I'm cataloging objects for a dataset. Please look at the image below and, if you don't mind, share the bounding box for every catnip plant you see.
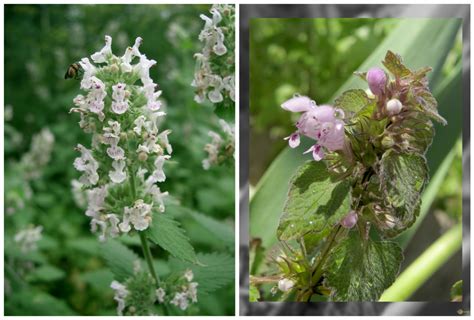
[193,4,236,170]
[69,35,232,316]
[250,51,446,302]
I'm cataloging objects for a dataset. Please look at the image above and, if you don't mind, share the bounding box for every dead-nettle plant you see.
[69,35,206,315]
[252,51,446,302]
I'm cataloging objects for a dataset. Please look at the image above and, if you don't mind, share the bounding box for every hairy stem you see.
[128,166,160,287]
[139,232,160,286]
[311,225,342,287]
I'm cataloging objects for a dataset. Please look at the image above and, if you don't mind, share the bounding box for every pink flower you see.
[341,211,358,229]
[281,95,345,161]
[366,67,387,96]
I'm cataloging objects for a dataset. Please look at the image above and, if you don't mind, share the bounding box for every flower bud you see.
[278,278,295,292]
[138,152,148,162]
[386,98,403,116]
[366,67,387,96]
[381,135,395,148]
[340,210,358,229]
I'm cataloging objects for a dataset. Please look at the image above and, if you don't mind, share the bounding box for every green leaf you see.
[5,288,76,315]
[277,161,351,241]
[450,280,462,302]
[187,209,234,249]
[324,231,403,301]
[249,285,261,302]
[80,268,115,292]
[169,252,234,295]
[378,151,428,237]
[26,265,65,282]
[415,88,447,125]
[334,89,373,114]
[392,113,434,154]
[146,213,198,264]
[100,239,141,282]
[382,50,412,78]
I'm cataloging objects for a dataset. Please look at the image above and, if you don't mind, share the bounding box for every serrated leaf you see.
[249,285,261,302]
[324,231,403,301]
[146,213,198,264]
[391,112,434,154]
[277,161,351,241]
[382,50,412,78]
[415,88,447,125]
[187,209,234,249]
[169,252,234,295]
[101,239,141,282]
[334,89,373,114]
[378,151,428,237]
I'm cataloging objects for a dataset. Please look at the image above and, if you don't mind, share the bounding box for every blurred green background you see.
[249,18,462,301]
[5,4,234,315]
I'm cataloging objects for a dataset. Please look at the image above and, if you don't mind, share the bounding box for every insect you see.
[64,62,83,80]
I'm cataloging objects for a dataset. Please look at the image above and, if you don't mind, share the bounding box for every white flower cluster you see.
[70,35,171,241]
[111,280,129,316]
[192,5,235,105]
[202,119,235,170]
[169,269,199,311]
[111,269,198,315]
[14,225,43,253]
[21,128,55,180]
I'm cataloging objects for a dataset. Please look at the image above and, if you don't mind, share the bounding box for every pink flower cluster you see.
[281,95,345,161]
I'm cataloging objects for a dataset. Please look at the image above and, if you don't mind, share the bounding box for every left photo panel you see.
[4,4,235,316]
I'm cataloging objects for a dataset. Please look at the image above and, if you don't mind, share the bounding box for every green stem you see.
[139,232,160,286]
[311,225,341,286]
[379,223,462,301]
[128,165,160,287]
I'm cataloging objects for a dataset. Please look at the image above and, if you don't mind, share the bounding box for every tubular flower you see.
[281,95,345,161]
[192,4,235,106]
[70,35,172,241]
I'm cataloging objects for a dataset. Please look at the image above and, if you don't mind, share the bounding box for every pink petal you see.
[284,132,300,148]
[303,144,324,161]
[341,211,358,229]
[281,96,314,112]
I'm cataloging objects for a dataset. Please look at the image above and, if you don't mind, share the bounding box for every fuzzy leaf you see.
[378,151,428,237]
[382,50,412,78]
[391,113,434,154]
[324,231,403,301]
[187,209,234,249]
[277,161,351,241]
[146,213,198,264]
[334,89,373,114]
[415,88,447,125]
[100,240,141,282]
[169,252,234,295]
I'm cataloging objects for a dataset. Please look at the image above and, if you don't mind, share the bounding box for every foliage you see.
[249,18,462,302]
[5,4,234,315]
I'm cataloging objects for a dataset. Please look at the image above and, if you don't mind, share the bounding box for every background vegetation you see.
[249,18,462,301]
[5,4,234,315]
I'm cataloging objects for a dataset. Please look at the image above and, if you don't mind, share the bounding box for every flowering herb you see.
[252,51,446,302]
[69,35,233,315]
[192,4,235,107]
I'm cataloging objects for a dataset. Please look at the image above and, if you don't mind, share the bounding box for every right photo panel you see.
[242,4,469,316]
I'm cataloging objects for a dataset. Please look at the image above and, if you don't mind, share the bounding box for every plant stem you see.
[310,225,341,286]
[128,165,160,287]
[379,223,462,301]
[139,232,160,286]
